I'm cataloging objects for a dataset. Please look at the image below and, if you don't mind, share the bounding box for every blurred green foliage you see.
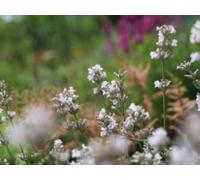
[0,15,199,107]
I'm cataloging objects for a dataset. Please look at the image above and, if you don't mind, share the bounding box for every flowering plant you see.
[1,20,200,165]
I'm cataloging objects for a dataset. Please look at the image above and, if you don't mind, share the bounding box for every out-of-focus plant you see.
[2,19,200,165]
[102,16,179,53]
[177,20,200,111]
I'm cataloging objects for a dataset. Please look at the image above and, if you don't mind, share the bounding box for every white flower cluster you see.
[176,60,192,71]
[178,22,200,75]
[49,139,70,163]
[177,21,200,113]
[154,79,171,89]
[131,145,162,165]
[88,66,127,110]
[190,52,200,63]
[53,86,80,115]
[100,79,127,109]
[101,80,119,98]
[170,145,200,165]
[150,24,177,60]
[189,21,200,64]
[51,139,64,153]
[150,48,170,60]
[123,103,150,130]
[190,20,200,44]
[156,25,177,46]
[98,108,117,136]
[147,128,169,149]
[170,112,200,164]
[71,144,95,165]
[135,128,153,139]
[178,60,200,110]
[132,128,169,165]
[8,105,55,147]
[0,81,12,107]
[63,119,85,129]
[87,64,107,83]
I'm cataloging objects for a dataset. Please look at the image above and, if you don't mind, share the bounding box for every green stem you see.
[0,129,15,164]
[161,60,166,129]
[73,113,79,121]
[19,145,29,165]
[129,136,147,142]
[119,78,126,121]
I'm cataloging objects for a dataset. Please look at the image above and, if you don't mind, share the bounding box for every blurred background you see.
[0,15,200,118]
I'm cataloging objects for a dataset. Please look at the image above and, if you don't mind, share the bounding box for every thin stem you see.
[0,129,15,163]
[161,60,166,129]
[73,113,79,121]
[129,136,147,142]
[120,89,126,122]
[101,94,107,109]
[119,76,126,121]
[19,145,29,165]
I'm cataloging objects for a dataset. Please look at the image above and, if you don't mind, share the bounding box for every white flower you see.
[123,103,149,130]
[196,93,200,111]
[190,52,200,63]
[0,81,12,107]
[171,39,178,47]
[170,146,200,165]
[98,108,117,136]
[150,50,160,59]
[50,139,70,162]
[190,20,200,44]
[7,105,55,147]
[88,64,107,83]
[107,135,129,155]
[128,103,150,120]
[147,128,169,148]
[150,48,170,60]
[71,149,81,158]
[154,79,171,89]
[100,79,126,109]
[156,25,176,47]
[92,71,127,109]
[87,135,129,164]
[53,86,80,115]
[156,24,176,34]
[170,109,200,164]
[150,24,177,60]
[101,80,120,98]
[93,87,99,94]
[53,139,64,151]
[177,60,191,71]
[71,144,95,165]
[123,116,135,130]
[131,148,162,165]
[98,108,106,120]
[7,111,16,119]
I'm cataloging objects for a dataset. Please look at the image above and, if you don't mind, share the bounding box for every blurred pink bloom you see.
[102,15,180,54]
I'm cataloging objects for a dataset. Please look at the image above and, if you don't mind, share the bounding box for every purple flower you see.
[102,16,180,54]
